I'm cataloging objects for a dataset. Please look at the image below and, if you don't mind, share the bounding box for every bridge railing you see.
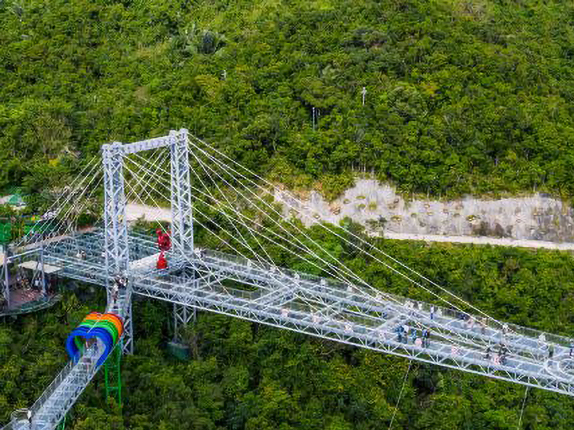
[34,229,574,353]
[28,360,74,416]
[38,229,574,353]
[200,248,574,349]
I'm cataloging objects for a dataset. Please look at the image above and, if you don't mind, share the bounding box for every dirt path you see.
[126,203,171,222]
[379,232,574,251]
[126,203,574,252]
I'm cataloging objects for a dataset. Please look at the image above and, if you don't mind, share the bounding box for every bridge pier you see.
[168,303,195,360]
[104,343,123,407]
[122,300,134,355]
[1,245,9,308]
[173,303,196,343]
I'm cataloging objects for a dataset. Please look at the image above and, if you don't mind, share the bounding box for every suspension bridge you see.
[2,130,574,430]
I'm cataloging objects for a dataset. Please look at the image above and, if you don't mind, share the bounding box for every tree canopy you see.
[3,237,574,429]
[2,0,574,199]
[3,1,574,428]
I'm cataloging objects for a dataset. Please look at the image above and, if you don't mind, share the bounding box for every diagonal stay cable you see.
[388,360,412,430]
[126,155,489,352]
[187,135,504,328]
[39,164,104,242]
[124,162,351,321]
[133,150,398,307]
[182,139,544,358]
[17,161,103,247]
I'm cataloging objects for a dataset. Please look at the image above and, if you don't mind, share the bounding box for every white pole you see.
[2,244,9,307]
[312,107,316,131]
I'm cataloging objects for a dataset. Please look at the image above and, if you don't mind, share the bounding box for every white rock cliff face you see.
[275,179,574,243]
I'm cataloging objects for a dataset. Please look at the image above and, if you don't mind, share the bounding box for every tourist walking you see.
[423,329,431,347]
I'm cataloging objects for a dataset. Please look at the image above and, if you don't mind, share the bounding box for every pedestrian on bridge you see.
[422,328,428,348]
[111,284,119,305]
[493,353,500,366]
[406,300,414,316]
[396,325,405,343]
[403,324,410,341]
[423,329,431,347]
[501,323,509,342]
[538,333,546,349]
[410,329,417,344]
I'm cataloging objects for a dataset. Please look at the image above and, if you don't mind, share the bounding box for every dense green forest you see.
[4,0,574,429]
[3,239,574,429]
[2,0,574,199]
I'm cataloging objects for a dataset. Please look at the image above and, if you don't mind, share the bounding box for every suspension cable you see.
[388,360,412,430]
[187,135,504,328]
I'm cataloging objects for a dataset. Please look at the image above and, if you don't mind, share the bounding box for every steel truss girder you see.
[30,232,574,386]
[192,253,518,354]
[7,221,574,430]
[132,274,574,397]
[23,348,100,430]
[173,303,195,343]
[31,230,574,396]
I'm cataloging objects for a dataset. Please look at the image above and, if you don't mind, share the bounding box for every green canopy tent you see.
[0,222,11,245]
[6,193,25,207]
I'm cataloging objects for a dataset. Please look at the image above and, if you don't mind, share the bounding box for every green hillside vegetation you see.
[4,1,574,429]
[3,238,574,429]
[2,0,574,200]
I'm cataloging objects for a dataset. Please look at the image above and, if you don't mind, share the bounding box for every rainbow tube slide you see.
[65,312,124,366]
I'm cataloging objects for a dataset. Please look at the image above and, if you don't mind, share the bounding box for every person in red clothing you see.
[156,228,172,252]
[157,251,168,270]
[156,228,171,269]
